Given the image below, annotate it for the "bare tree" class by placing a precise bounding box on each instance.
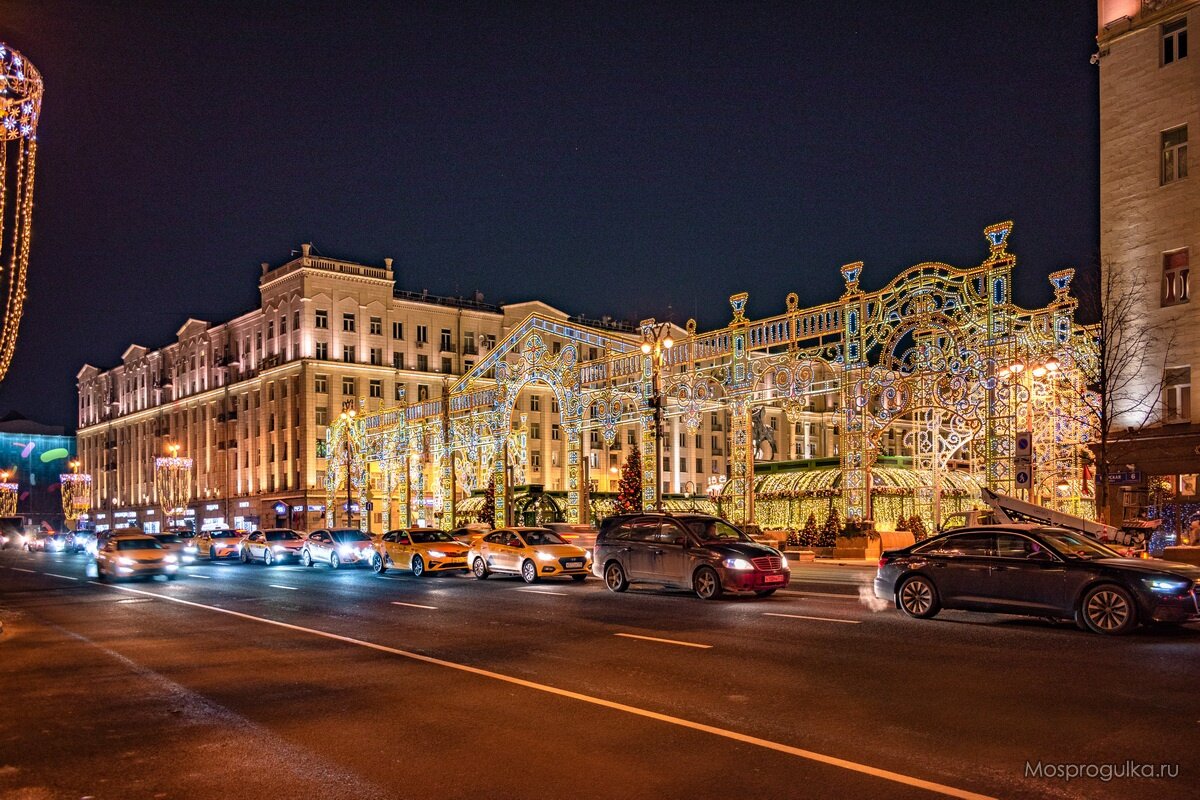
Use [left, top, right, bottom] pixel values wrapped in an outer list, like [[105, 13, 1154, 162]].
[[1075, 260, 1178, 524]]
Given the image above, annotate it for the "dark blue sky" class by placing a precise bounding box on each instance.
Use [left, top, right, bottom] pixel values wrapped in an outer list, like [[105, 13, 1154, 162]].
[[0, 1, 1099, 429]]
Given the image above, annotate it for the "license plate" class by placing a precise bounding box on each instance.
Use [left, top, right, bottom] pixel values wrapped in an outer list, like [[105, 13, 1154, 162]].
[[565, 560, 583, 566], [764, 574, 784, 584]]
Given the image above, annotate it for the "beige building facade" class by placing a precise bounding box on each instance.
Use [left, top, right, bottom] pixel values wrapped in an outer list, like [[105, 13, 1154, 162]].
[[1098, 0, 1200, 526]]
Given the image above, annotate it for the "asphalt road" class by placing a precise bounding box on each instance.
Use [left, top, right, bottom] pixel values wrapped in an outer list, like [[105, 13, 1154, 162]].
[[1, 550, 1196, 800]]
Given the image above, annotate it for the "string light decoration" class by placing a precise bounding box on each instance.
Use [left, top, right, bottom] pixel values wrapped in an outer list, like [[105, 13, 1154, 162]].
[[0, 43, 43, 384], [59, 459, 91, 524], [154, 444, 193, 516], [348, 223, 1098, 532], [0, 469, 16, 516]]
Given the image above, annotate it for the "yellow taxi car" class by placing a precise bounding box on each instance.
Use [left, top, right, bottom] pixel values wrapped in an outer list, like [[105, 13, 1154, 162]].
[[372, 528, 470, 577], [194, 528, 244, 560], [469, 527, 591, 583], [95, 531, 180, 581]]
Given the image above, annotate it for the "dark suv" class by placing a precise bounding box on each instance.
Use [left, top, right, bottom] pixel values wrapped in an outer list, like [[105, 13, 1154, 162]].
[[593, 513, 790, 600]]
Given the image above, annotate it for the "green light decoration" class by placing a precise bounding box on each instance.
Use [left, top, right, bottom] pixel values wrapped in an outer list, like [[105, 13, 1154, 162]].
[[39, 447, 69, 463]]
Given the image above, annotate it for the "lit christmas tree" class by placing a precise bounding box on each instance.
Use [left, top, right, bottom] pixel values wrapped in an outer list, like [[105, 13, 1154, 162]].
[[479, 476, 496, 527], [800, 513, 819, 547], [818, 507, 841, 548], [615, 445, 643, 515]]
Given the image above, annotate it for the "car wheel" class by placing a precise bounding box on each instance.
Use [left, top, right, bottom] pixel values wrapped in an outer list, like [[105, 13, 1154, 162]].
[[301, 550, 313, 568], [167, 573, 178, 581], [897, 575, 940, 619], [95, 563, 106, 582], [693, 566, 722, 600], [371, 553, 386, 574], [520, 559, 538, 584], [330, 553, 340, 570], [754, 589, 777, 597], [240, 547, 250, 564], [411, 555, 426, 578], [473, 557, 489, 580], [209, 547, 217, 561], [1077, 584, 1137, 635], [263, 549, 274, 566], [604, 561, 628, 593], [571, 574, 587, 582]]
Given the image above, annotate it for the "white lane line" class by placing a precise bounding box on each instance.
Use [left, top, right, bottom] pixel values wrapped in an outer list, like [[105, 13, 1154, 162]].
[[376, 575, 408, 581], [517, 588, 569, 596], [778, 590, 859, 600], [43, 572, 79, 581], [11, 567, 36, 573], [613, 632, 712, 649], [392, 601, 438, 610], [764, 612, 861, 625], [85, 580, 994, 800], [187, 573, 212, 579], [268, 584, 299, 591]]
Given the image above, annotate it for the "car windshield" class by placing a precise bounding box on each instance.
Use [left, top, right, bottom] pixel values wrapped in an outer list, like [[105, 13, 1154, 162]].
[[265, 531, 300, 542], [331, 529, 372, 543], [154, 535, 183, 544], [210, 530, 241, 539], [683, 519, 749, 543], [1038, 529, 1120, 560], [116, 539, 163, 550], [518, 530, 566, 546], [410, 530, 454, 543]]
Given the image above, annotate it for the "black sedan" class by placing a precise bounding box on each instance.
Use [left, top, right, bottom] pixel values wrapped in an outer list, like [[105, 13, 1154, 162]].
[[874, 524, 1200, 635]]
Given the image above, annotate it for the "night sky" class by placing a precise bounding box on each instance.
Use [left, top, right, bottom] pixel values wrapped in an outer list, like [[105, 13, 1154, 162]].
[[0, 1, 1099, 430]]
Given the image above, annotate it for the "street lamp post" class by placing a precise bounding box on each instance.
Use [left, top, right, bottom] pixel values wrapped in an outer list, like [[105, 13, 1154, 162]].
[[640, 320, 674, 512], [339, 408, 357, 528]]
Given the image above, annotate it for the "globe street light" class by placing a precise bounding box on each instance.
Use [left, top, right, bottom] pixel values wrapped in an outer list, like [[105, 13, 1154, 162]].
[[641, 320, 674, 511]]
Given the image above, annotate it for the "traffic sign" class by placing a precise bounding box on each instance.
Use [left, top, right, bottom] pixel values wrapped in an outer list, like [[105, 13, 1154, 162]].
[[1014, 464, 1032, 488], [365, 501, 374, 512], [1015, 431, 1033, 457]]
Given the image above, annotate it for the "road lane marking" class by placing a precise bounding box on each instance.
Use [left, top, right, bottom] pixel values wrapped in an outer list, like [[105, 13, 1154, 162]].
[[11, 567, 35, 573], [778, 590, 859, 600], [43, 572, 78, 581], [392, 601, 437, 610], [613, 633, 712, 649], [764, 612, 861, 625], [517, 588, 569, 596], [87, 580, 995, 800], [187, 573, 212, 579], [268, 584, 299, 591]]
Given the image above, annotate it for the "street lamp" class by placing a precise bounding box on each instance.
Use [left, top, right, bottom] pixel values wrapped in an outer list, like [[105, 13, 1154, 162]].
[[641, 320, 674, 511], [339, 408, 357, 527], [998, 357, 1062, 504]]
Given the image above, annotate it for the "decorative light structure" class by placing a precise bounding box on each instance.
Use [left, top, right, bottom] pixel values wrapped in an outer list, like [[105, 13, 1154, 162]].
[[59, 459, 91, 525], [154, 443, 193, 516], [0, 468, 16, 516], [0, 43, 43, 384]]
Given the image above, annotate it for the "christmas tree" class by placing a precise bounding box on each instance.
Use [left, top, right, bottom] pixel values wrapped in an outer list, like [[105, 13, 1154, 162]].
[[479, 476, 496, 527], [908, 513, 928, 541], [800, 513, 819, 547], [817, 507, 841, 548], [615, 445, 643, 515]]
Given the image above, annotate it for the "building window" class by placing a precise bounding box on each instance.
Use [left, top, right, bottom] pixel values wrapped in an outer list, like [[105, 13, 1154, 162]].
[[417, 384, 429, 401], [342, 377, 356, 396], [417, 354, 429, 372], [393, 352, 404, 370], [1162, 249, 1190, 306], [369, 379, 383, 398], [343, 345, 356, 363], [551, 424, 560, 441], [627, 430, 636, 446], [528, 422, 540, 439], [394, 383, 404, 402], [441, 357, 452, 373], [1164, 367, 1191, 423], [370, 347, 383, 366], [268, 382, 275, 401], [267, 321, 274, 339], [1162, 126, 1188, 185], [440, 329, 453, 351], [416, 325, 428, 344], [464, 359, 474, 371], [293, 310, 300, 331], [392, 321, 403, 339], [315, 341, 328, 360], [343, 313, 356, 332], [280, 315, 287, 335], [369, 316, 382, 336], [315, 407, 328, 426], [696, 458, 703, 473], [315, 374, 328, 393], [531, 452, 541, 471], [1163, 17, 1188, 65], [315, 310, 328, 329], [463, 332, 476, 355], [530, 395, 540, 412], [551, 399, 559, 414]]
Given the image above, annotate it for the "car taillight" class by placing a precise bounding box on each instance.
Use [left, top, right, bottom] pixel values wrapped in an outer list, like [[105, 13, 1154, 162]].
[[878, 556, 891, 568]]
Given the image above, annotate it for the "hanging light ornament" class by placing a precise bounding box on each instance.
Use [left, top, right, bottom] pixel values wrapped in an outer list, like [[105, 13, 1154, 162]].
[[60, 460, 91, 525], [155, 444, 193, 517], [0, 43, 42, 384], [0, 469, 17, 516]]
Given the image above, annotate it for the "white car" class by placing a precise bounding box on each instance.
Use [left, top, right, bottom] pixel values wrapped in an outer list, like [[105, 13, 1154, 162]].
[[300, 528, 375, 569]]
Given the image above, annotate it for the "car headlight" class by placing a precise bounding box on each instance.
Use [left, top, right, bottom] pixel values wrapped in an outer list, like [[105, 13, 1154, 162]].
[[1144, 577, 1192, 595], [537, 552, 556, 562], [338, 546, 354, 557], [117, 557, 135, 566], [780, 556, 789, 569], [184, 545, 198, 553], [585, 550, 592, 560], [723, 557, 754, 570], [427, 550, 446, 558], [164, 554, 178, 564]]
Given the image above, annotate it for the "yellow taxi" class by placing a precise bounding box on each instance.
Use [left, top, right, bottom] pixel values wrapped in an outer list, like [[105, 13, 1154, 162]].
[[95, 531, 180, 581], [469, 527, 591, 584], [194, 528, 244, 560], [372, 528, 470, 577]]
